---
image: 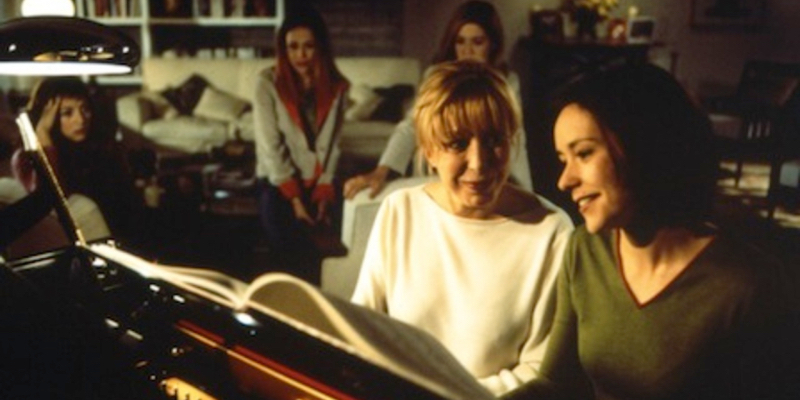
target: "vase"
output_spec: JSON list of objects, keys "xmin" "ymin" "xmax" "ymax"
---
[{"xmin": 574, "ymin": 7, "xmax": 599, "ymax": 41}]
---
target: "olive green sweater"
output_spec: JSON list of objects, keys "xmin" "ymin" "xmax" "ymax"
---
[{"xmin": 504, "ymin": 226, "xmax": 799, "ymax": 400}]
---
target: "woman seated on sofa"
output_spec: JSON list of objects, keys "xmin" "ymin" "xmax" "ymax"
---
[
  {"xmin": 502, "ymin": 63, "xmax": 800, "ymax": 400},
  {"xmin": 343, "ymin": 0, "xmax": 533, "ymax": 199},
  {"xmin": 12, "ymin": 77, "xmax": 135, "ymax": 241},
  {"xmin": 350, "ymin": 61, "xmax": 573, "ymax": 396},
  {"xmin": 252, "ymin": 7, "xmax": 349, "ymax": 270}
]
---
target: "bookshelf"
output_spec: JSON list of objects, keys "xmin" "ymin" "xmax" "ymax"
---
[{"xmin": 75, "ymin": 0, "xmax": 284, "ymax": 85}]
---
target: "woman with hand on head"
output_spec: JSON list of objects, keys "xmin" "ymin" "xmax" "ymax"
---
[
  {"xmin": 12, "ymin": 77, "xmax": 136, "ymax": 241},
  {"xmin": 503, "ymin": 64, "xmax": 800, "ymax": 400},
  {"xmin": 343, "ymin": 0, "xmax": 533, "ymax": 199},
  {"xmin": 351, "ymin": 61, "xmax": 573, "ymax": 396},
  {"xmin": 253, "ymin": 7, "xmax": 349, "ymax": 264}
]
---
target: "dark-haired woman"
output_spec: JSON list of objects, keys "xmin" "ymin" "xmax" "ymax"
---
[
  {"xmin": 12, "ymin": 77, "xmax": 136, "ymax": 240},
  {"xmin": 343, "ymin": 0, "xmax": 532, "ymax": 199},
  {"xmin": 253, "ymin": 8, "xmax": 349, "ymax": 266},
  {"xmin": 503, "ymin": 64, "xmax": 799, "ymax": 400}
]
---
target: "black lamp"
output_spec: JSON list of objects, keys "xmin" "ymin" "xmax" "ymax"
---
[
  {"xmin": 0, "ymin": 15, "xmax": 141, "ymax": 246},
  {"xmin": 0, "ymin": 16, "xmax": 140, "ymax": 76}
]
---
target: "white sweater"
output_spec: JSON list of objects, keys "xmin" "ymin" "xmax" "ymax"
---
[{"xmin": 351, "ymin": 185, "xmax": 573, "ymax": 395}]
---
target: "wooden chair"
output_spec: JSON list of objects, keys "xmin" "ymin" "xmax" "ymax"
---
[
  {"xmin": 706, "ymin": 60, "xmax": 800, "ymax": 188},
  {"xmin": 766, "ymin": 86, "xmax": 800, "ymax": 220}
]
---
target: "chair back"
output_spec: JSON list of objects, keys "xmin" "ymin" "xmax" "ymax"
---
[{"xmin": 734, "ymin": 60, "xmax": 800, "ymax": 142}]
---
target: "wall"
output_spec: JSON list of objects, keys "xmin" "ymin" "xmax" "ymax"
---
[
  {"xmin": 402, "ymin": 0, "xmax": 800, "ymax": 96},
  {"xmin": 2, "ymin": 0, "xmax": 797, "ymax": 94}
]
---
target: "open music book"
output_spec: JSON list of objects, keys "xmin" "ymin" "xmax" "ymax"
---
[{"xmin": 87, "ymin": 243, "xmax": 494, "ymax": 400}]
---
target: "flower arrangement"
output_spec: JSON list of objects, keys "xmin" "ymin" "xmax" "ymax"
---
[
  {"xmin": 566, "ymin": 0, "xmax": 619, "ymax": 19},
  {"xmin": 562, "ymin": 0, "xmax": 619, "ymax": 39}
]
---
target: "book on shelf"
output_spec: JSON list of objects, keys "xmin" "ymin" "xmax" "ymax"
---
[
  {"xmin": 83, "ymin": 0, "xmax": 140, "ymax": 18},
  {"xmin": 198, "ymin": 0, "xmax": 273, "ymax": 18},
  {"xmin": 86, "ymin": 243, "xmax": 494, "ymax": 400}
]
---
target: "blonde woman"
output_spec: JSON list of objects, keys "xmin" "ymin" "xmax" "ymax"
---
[{"xmin": 351, "ymin": 61, "xmax": 573, "ymax": 395}]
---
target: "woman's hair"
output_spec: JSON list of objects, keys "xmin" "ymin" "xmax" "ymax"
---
[
  {"xmin": 274, "ymin": 6, "xmax": 348, "ymax": 118},
  {"xmin": 26, "ymin": 77, "xmax": 110, "ymax": 148},
  {"xmin": 432, "ymin": 0, "xmax": 505, "ymax": 68},
  {"xmin": 28, "ymin": 77, "xmax": 91, "ymax": 128},
  {"xmin": 414, "ymin": 60, "xmax": 520, "ymax": 159},
  {"xmin": 554, "ymin": 63, "xmax": 717, "ymax": 226}
]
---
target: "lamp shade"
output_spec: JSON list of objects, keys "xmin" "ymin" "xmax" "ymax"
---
[{"xmin": 0, "ymin": 17, "xmax": 139, "ymax": 76}]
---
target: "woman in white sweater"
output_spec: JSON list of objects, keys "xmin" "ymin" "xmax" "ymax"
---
[
  {"xmin": 253, "ymin": 8, "xmax": 349, "ymax": 261},
  {"xmin": 343, "ymin": 1, "xmax": 533, "ymax": 199},
  {"xmin": 351, "ymin": 61, "xmax": 573, "ymax": 396}
]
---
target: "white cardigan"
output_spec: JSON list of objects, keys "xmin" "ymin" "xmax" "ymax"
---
[
  {"xmin": 351, "ymin": 185, "xmax": 573, "ymax": 395},
  {"xmin": 252, "ymin": 67, "xmax": 346, "ymax": 192}
]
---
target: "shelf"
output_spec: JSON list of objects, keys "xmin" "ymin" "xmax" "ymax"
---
[
  {"xmin": 76, "ymin": 0, "xmax": 283, "ymax": 85},
  {"xmin": 89, "ymin": 17, "xmax": 147, "ymax": 26},
  {"xmin": 149, "ymin": 17, "xmax": 281, "ymax": 27},
  {"xmin": 95, "ymin": 75, "xmax": 143, "ymax": 85}
]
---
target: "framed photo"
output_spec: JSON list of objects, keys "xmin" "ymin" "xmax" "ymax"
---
[
  {"xmin": 626, "ymin": 16, "xmax": 655, "ymax": 44},
  {"xmin": 691, "ymin": 0, "xmax": 767, "ymax": 30},
  {"xmin": 529, "ymin": 10, "xmax": 564, "ymax": 42}
]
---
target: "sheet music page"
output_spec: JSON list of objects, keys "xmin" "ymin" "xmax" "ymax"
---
[
  {"xmin": 244, "ymin": 274, "xmax": 494, "ymax": 400},
  {"xmin": 85, "ymin": 245, "xmax": 493, "ymax": 400}
]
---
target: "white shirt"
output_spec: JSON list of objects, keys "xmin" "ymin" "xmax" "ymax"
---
[{"xmin": 351, "ymin": 185, "xmax": 573, "ymax": 395}]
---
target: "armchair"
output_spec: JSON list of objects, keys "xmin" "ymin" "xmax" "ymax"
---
[{"xmin": 320, "ymin": 176, "xmax": 434, "ymax": 299}]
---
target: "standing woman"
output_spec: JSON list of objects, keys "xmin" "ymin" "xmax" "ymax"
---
[
  {"xmin": 503, "ymin": 64, "xmax": 799, "ymax": 400},
  {"xmin": 253, "ymin": 8, "xmax": 349, "ymax": 267},
  {"xmin": 343, "ymin": 0, "xmax": 533, "ymax": 199},
  {"xmin": 12, "ymin": 77, "xmax": 137, "ymax": 240}
]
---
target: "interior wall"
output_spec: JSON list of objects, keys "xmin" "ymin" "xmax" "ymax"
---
[{"xmin": 402, "ymin": 0, "xmax": 800, "ymax": 96}]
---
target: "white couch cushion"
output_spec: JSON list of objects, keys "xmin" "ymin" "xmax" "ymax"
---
[
  {"xmin": 142, "ymin": 57, "xmax": 421, "ymax": 104},
  {"xmin": 143, "ymin": 116, "xmax": 228, "ymax": 153},
  {"xmin": 345, "ymin": 83, "xmax": 383, "ymax": 121},
  {"xmin": 339, "ymin": 120, "xmax": 397, "ymax": 159},
  {"xmin": 193, "ymin": 86, "xmax": 250, "ymax": 123}
]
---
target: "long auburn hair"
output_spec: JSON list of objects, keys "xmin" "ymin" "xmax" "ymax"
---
[
  {"xmin": 432, "ymin": 1, "xmax": 506, "ymax": 69},
  {"xmin": 274, "ymin": 7, "xmax": 349, "ymax": 130}
]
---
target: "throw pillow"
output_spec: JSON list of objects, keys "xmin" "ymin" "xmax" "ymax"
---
[
  {"xmin": 370, "ymin": 84, "xmax": 415, "ymax": 123},
  {"xmin": 236, "ymin": 111, "xmax": 255, "ymax": 141},
  {"xmin": 141, "ymin": 91, "xmax": 180, "ymax": 120},
  {"xmin": 193, "ymin": 86, "xmax": 251, "ymax": 123},
  {"xmin": 160, "ymin": 74, "xmax": 209, "ymax": 115},
  {"xmin": 345, "ymin": 84, "xmax": 383, "ymax": 121}
]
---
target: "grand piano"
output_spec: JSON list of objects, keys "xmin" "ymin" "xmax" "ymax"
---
[{"xmin": 0, "ymin": 113, "xmax": 481, "ymax": 400}]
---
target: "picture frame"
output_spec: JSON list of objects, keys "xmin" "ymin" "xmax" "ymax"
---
[
  {"xmin": 529, "ymin": 10, "xmax": 564, "ymax": 42},
  {"xmin": 626, "ymin": 16, "xmax": 655, "ymax": 44},
  {"xmin": 691, "ymin": 0, "xmax": 767, "ymax": 30}
]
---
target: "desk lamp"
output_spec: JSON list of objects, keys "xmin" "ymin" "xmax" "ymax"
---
[{"xmin": 0, "ymin": 15, "xmax": 140, "ymax": 246}]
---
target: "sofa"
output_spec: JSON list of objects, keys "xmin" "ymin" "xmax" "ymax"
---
[{"xmin": 116, "ymin": 57, "xmax": 422, "ymax": 178}]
